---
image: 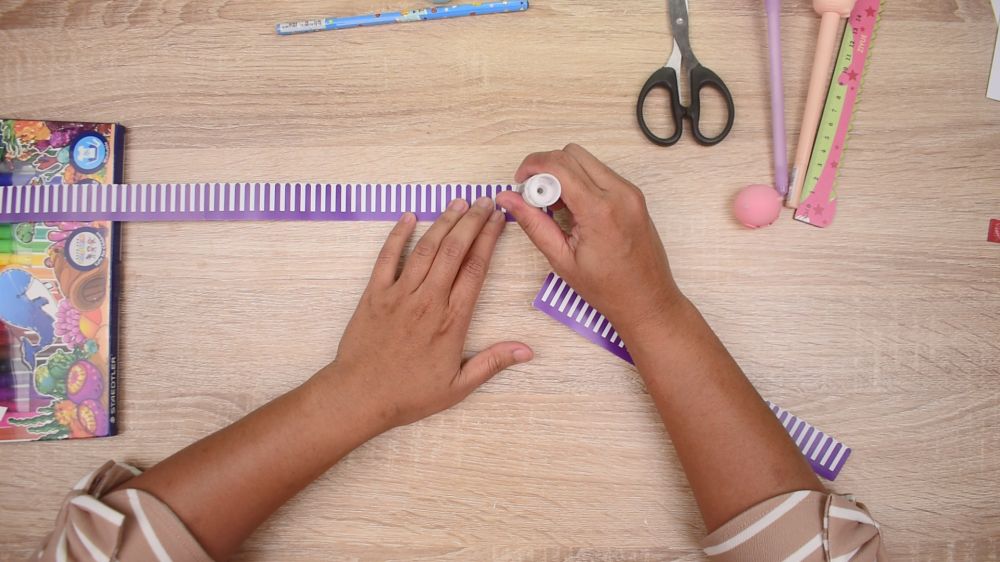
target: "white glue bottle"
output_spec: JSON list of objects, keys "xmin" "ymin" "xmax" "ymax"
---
[{"xmin": 516, "ymin": 173, "xmax": 562, "ymax": 208}]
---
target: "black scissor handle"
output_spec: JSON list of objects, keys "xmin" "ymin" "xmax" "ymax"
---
[
  {"xmin": 687, "ymin": 64, "xmax": 735, "ymax": 146},
  {"xmin": 636, "ymin": 66, "xmax": 685, "ymax": 146}
]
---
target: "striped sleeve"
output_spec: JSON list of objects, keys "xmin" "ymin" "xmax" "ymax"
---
[
  {"xmin": 35, "ymin": 461, "xmax": 213, "ymax": 562},
  {"xmin": 701, "ymin": 491, "xmax": 887, "ymax": 562}
]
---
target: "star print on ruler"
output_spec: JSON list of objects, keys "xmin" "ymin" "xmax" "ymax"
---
[{"xmin": 795, "ymin": 0, "xmax": 882, "ymax": 227}]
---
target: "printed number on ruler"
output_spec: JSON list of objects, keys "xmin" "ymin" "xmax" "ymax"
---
[
  {"xmin": 534, "ymin": 273, "xmax": 852, "ymax": 481},
  {"xmin": 0, "ymin": 182, "xmax": 524, "ymax": 223}
]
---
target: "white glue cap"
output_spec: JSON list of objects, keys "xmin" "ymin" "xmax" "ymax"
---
[{"xmin": 517, "ymin": 173, "xmax": 562, "ymax": 208}]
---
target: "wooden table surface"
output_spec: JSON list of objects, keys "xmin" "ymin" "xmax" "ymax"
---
[{"xmin": 2, "ymin": 1, "xmax": 999, "ymax": 560}]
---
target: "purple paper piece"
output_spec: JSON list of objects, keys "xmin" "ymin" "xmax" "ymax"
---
[
  {"xmin": 533, "ymin": 272, "xmax": 851, "ymax": 481},
  {"xmin": 0, "ymin": 182, "xmax": 525, "ymax": 223},
  {"xmin": 533, "ymin": 273, "xmax": 634, "ymax": 364}
]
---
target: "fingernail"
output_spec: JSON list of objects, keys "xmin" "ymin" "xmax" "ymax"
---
[
  {"xmin": 475, "ymin": 196, "xmax": 493, "ymax": 209},
  {"xmin": 400, "ymin": 212, "xmax": 415, "ymax": 223},
  {"xmin": 512, "ymin": 348, "xmax": 533, "ymax": 362},
  {"xmin": 490, "ymin": 210, "xmax": 504, "ymax": 222},
  {"xmin": 449, "ymin": 198, "xmax": 469, "ymax": 212}
]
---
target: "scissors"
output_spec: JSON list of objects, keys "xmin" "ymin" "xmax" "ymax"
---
[{"xmin": 636, "ymin": 0, "xmax": 736, "ymax": 146}]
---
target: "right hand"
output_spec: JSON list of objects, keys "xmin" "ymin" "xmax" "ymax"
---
[{"xmin": 496, "ymin": 144, "xmax": 685, "ymax": 337}]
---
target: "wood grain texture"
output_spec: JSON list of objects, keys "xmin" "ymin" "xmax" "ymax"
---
[{"xmin": 1, "ymin": 0, "xmax": 999, "ymax": 560}]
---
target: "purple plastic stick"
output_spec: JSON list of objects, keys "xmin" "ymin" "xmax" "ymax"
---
[{"xmin": 766, "ymin": 0, "xmax": 789, "ymax": 196}]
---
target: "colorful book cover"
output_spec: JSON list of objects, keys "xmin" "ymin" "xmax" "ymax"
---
[{"xmin": 0, "ymin": 119, "xmax": 124, "ymax": 441}]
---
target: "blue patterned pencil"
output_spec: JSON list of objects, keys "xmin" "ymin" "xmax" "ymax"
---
[{"xmin": 276, "ymin": 1, "xmax": 530, "ymax": 36}]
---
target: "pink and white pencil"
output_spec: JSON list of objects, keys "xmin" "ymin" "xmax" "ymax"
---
[{"xmin": 786, "ymin": 0, "xmax": 856, "ymax": 208}]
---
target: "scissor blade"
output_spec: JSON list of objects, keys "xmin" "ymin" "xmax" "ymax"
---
[
  {"xmin": 664, "ymin": 39, "xmax": 682, "ymax": 70},
  {"xmin": 668, "ymin": 0, "xmax": 695, "ymax": 61}
]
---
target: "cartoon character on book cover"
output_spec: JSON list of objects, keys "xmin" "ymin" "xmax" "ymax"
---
[{"xmin": 0, "ymin": 120, "xmax": 121, "ymax": 441}]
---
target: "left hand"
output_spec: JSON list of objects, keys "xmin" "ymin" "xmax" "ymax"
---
[
  {"xmin": 112, "ymin": 202, "xmax": 532, "ymax": 562},
  {"xmin": 330, "ymin": 197, "xmax": 534, "ymax": 430}
]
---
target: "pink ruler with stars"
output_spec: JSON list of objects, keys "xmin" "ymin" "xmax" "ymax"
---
[{"xmin": 794, "ymin": 0, "xmax": 883, "ymax": 227}]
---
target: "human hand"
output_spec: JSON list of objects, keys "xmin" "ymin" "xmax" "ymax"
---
[
  {"xmin": 331, "ymin": 198, "xmax": 533, "ymax": 430},
  {"xmin": 496, "ymin": 144, "xmax": 684, "ymax": 338}
]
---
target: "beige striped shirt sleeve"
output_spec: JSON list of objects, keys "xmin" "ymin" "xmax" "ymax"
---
[
  {"xmin": 701, "ymin": 490, "xmax": 887, "ymax": 561},
  {"xmin": 35, "ymin": 461, "xmax": 212, "ymax": 562},
  {"xmin": 39, "ymin": 464, "xmax": 884, "ymax": 562}
]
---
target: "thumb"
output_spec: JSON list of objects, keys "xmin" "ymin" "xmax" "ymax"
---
[
  {"xmin": 458, "ymin": 341, "xmax": 534, "ymax": 391},
  {"xmin": 496, "ymin": 192, "xmax": 574, "ymax": 271}
]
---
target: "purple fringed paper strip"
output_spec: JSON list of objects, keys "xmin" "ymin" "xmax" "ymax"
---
[
  {"xmin": 0, "ymin": 182, "xmax": 522, "ymax": 223},
  {"xmin": 533, "ymin": 272, "xmax": 851, "ymax": 481}
]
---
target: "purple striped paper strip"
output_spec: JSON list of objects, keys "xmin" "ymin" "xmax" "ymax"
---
[
  {"xmin": 767, "ymin": 401, "xmax": 852, "ymax": 481},
  {"xmin": 533, "ymin": 272, "xmax": 851, "ymax": 481},
  {"xmin": 532, "ymin": 273, "xmax": 633, "ymax": 364},
  {"xmin": 0, "ymin": 182, "xmax": 521, "ymax": 223}
]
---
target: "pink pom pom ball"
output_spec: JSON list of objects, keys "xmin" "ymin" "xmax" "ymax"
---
[{"xmin": 733, "ymin": 184, "xmax": 783, "ymax": 229}]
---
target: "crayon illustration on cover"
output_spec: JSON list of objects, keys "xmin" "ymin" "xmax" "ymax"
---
[{"xmin": 0, "ymin": 119, "xmax": 123, "ymax": 441}]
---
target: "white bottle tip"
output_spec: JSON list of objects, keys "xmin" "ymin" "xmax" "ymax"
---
[{"xmin": 519, "ymin": 173, "xmax": 562, "ymax": 208}]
